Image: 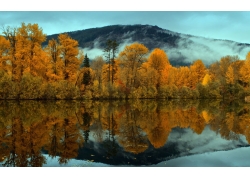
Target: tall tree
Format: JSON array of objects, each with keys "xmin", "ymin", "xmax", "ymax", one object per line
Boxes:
[
  {"xmin": 82, "ymin": 54, "xmax": 91, "ymax": 86},
  {"xmin": 103, "ymin": 40, "xmax": 119, "ymax": 84},
  {"xmin": 15, "ymin": 23, "xmax": 48, "ymax": 79},
  {"xmin": 119, "ymin": 43, "xmax": 149, "ymax": 89},
  {"xmin": 45, "ymin": 38, "xmax": 64, "ymax": 81},
  {"xmin": 110, "ymin": 40, "xmax": 118, "ymax": 84},
  {"xmin": 91, "ymin": 56, "xmax": 105, "ymax": 88},
  {"xmin": 1, "ymin": 26, "xmax": 18, "ymax": 81},
  {"xmin": 189, "ymin": 59, "xmax": 206, "ymax": 89},
  {"xmin": 0, "ymin": 36, "xmax": 11, "ymax": 73},
  {"xmin": 240, "ymin": 52, "xmax": 250, "ymax": 87},
  {"xmin": 58, "ymin": 33, "xmax": 80, "ymax": 82},
  {"xmin": 147, "ymin": 48, "xmax": 170, "ymax": 88}
]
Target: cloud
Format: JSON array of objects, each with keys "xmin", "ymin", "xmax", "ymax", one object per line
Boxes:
[{"xmin": 166, "ymin": 35, "xmax": 250, "ymax": 65}]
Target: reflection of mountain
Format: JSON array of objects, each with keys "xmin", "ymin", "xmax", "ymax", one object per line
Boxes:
[
  {"xmin": 0, "ymin": 100, "xmax": 250, "ymax": 166},
  {"xmin": 73, "ymin": 126, "xmax": 249, "ymax": 166},
  {"xmin": 44, "ymin": 24, "xmax": 250, "ymax": 66}
]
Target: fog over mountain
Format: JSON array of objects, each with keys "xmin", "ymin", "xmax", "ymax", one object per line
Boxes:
[{"xmin": 45, "ymin": 24, "xmax": 250, "ymax": 66}]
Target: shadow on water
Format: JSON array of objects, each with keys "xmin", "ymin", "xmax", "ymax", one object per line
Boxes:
[{"xmin": 0, "ymin": 99, "xmax": 250, "ymax": 166}]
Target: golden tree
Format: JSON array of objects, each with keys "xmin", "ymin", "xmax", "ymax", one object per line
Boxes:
[
  {"xmin": 118, "ymin": 43, "xmax": 149, "ymax": 88},
  {"xmin": 226, "ymin": 65, "xmax": 235, "ymax": 84},
  {"xmin": 1, "ymin": 26, "xmax": 18, "ymax": 81},
  {"xmin": 189, "ymin": 59, "xmax": 206, "ymax": 89},
  {"xmin": 45, "ymin": 39, "xmax": 64, "ymax": 81},
  {"xmin": 58, "ymin": 33, "xmax": 81, "ymax": 83},
  {"xmin": 240, "ymin": 52, "xmax": 250, "ymax": 87},
  {"xmin": 15, "ymin": 23, "xmax": 48, "ymax": 80},
  {"xmin": 147, "ymin": 48, "xmax": 170, "ymax": 88},
  {"xmin": 0, "ymin": 36, "xmax": 11, "ymax": 73},
  {"xmin": 91, "ymin": 56, "xmax": 105, "ymax": 88}
]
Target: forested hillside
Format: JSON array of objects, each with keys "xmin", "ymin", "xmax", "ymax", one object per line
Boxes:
[{"xmin": 45, "ymin": 24, "xmax": 250, "ymax": 66}]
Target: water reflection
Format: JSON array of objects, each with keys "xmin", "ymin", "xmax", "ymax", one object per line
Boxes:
[{"xmin": 0, "ymin": 99, "xmax": 249, "ymax": 166}]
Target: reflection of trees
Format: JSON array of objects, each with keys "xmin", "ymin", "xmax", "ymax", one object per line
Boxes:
[
  {"xmin": 1, "ymin": 99, "xmax": 250, "ymax": 166},
  {"xmin": 45, "ymin": 102, "xmax": 84, "ymax": 165},
  {"xmin": 0, "ymin": 101, "xmax": 49, "ymax": 167},
  {"xmin": 82, "ymin": 112, "xmax": 91, "ymax": 143},
  {"xmin": 101, "ymin": 102, "xmax": 119, "ymax": 158},
  {"xmin": 58, "ymin": 117, "xmax": 83, "ymax": 164},
  {"xmin": 103, "ymin": 113, "xmax": 119, "ymax": 158},
  {"xmin": 141, "ymin": 106, "xmax": 171, "ymax": 149},
  {"xmin": 76, "ymin": 102, "xmax": 94, "ymax": 144},
  {"xmin": 118, "ymin": 109, "xmax": 149, "ymax": 154},
  {"xmin": 208, "ymin": 102, "xmax": 249, "ymax": 141},
  {"xmin": 0, "ymin": 100, "xmax": 83, "ymax": 166},
  {"xmin": 91, "ymin": 103, "xmax": 104, "ymax": 142},
  {"xmin": 1, "ymin": 117, "xmax": 47, "ymax": 167},
  {"xmin": 45, "ymin": 117, "xmax": 62, "ymax": 158}
]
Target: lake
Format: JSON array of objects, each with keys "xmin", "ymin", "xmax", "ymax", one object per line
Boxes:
[{"xmin": 0, "ymin": 99, "xmax": 250, "ymax": 167}]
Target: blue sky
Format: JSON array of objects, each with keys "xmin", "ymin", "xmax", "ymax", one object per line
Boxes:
[{"xmin": 1, "ymin": 0, "xmax": 250, "ymax": 43}]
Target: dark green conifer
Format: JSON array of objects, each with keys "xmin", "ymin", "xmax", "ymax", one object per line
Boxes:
[{"xmin": 82, "ymin": 54, "xmax": 91, "ymax": 85}]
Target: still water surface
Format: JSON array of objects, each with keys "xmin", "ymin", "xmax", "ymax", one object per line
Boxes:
[{"xmin": 0, "ymin": 99, "xmax": 249, "ymax": 167}]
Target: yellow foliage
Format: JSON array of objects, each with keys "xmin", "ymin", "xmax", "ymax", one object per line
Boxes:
[
  {"xmin": 45, "ymin": 39, "xmax": 64, "ymax": 81},
  {"xmin": 148, "ymin": 48, "xmax": 169, "ymax": 72},
  {"xmin": 58, "ymin": 34, "xmax": 81, "ymax": 82},
  {"xmin": 202, "ymin": 74, "xmax": 211, "ymax": 86},
  {"xmin": 240, "ymin": 52, "xmax": 250, "ymax": 87},
  {"xmin": 0, "ymin": 36, "xmax": 11, "ymax": 74},
  {"xmin": 226, "ymin": 65, "xmax": 235, "ymax": 84},
  {"xmin": 15, "ymin": 23, "xmax": 47, "ymax": 80},
  {"xmin": 118, "ymin": 43, "xmax": 149, "ymax": 88}
]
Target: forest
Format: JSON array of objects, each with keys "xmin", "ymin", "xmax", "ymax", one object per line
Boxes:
[{"xmin": 1, "ymin": 23, "xmax": 250, "ymax": 100}]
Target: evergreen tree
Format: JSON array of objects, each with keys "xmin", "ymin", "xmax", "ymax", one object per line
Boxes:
[
  {"xmin": 82, "ymin": 54, "xmax": 91, "ymax": 85},
  {"xmin": 83, "ymin": 54, "xmax": 90, "ymax": 68}
]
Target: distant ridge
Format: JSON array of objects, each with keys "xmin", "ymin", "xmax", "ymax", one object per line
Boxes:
[{"xmin": 44, "ymin": 24, "xmax": 250, "ymax": 66}]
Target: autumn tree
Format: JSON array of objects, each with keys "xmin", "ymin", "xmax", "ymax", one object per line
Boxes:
[
  {"xmin": 226, "ymin": 65, "xmax": 235, "ymax": 85},
  {"xmin": 58, "ymin": 33, "xmax": 81, "ymax": 82},
  {"xmin": 1, "ymin": 26, "xmax": 18, "ymax": 81},
  {"xmin": 45, "ymin": 38, "xmax": 64, "ymax": 81},
  {"xmin": 212, "ymin": 56, "xmax": 236, "ymax": 95},
  {"xmin": 91, "ymin": 56, "xmax": 105, "ymax": 88},
  {"xmin": 14, "ymin": 23, "xmax": 48, "ymax": 80},
  {"xmin": 0, "ymin": 36, "xmax": 11, "ymax": 73},
  {"xmin": 147, "ymin": 48, "xmax": 170, "ymax": 88},
  {"xmin": 119, "ymin": 43, "xmax": 149, "ymax": 89},
  {"xmin": 102, "ymin": 59, "xmax": 119, "ymax": 85},
  {"xmin": 138, "ymin": 62, "xmax": 159, "ymax": 89},
  {"xmin": 189, "ymin": 59, "xmax": 206, "ymax": 89},
  {"xmin": 240, "ymin": 52, "xmax": 250, "ymax": 87},
  {"xmin": 176, "ymin": 66, "xmax": 191, "ymax": 88}
]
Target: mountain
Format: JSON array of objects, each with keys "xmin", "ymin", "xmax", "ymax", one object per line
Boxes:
[{"xmin": 44, "ymin": 24, "xmax": 250, "ymax": 66}]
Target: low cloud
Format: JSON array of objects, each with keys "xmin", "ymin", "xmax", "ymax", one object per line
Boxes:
[{"xmin": 166, "ymin": 35, "xmax": 250, "ymax": 65}]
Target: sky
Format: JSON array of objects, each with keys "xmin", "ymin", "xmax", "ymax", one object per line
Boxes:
[{"xmin": 0, "ymin": 0, "xmax": 250, "ymax": 43}]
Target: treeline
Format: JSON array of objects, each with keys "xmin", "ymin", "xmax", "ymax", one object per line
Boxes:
[{"xmin": 1, "ymin": 23, "xmax": 250, "ymax": 100}]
